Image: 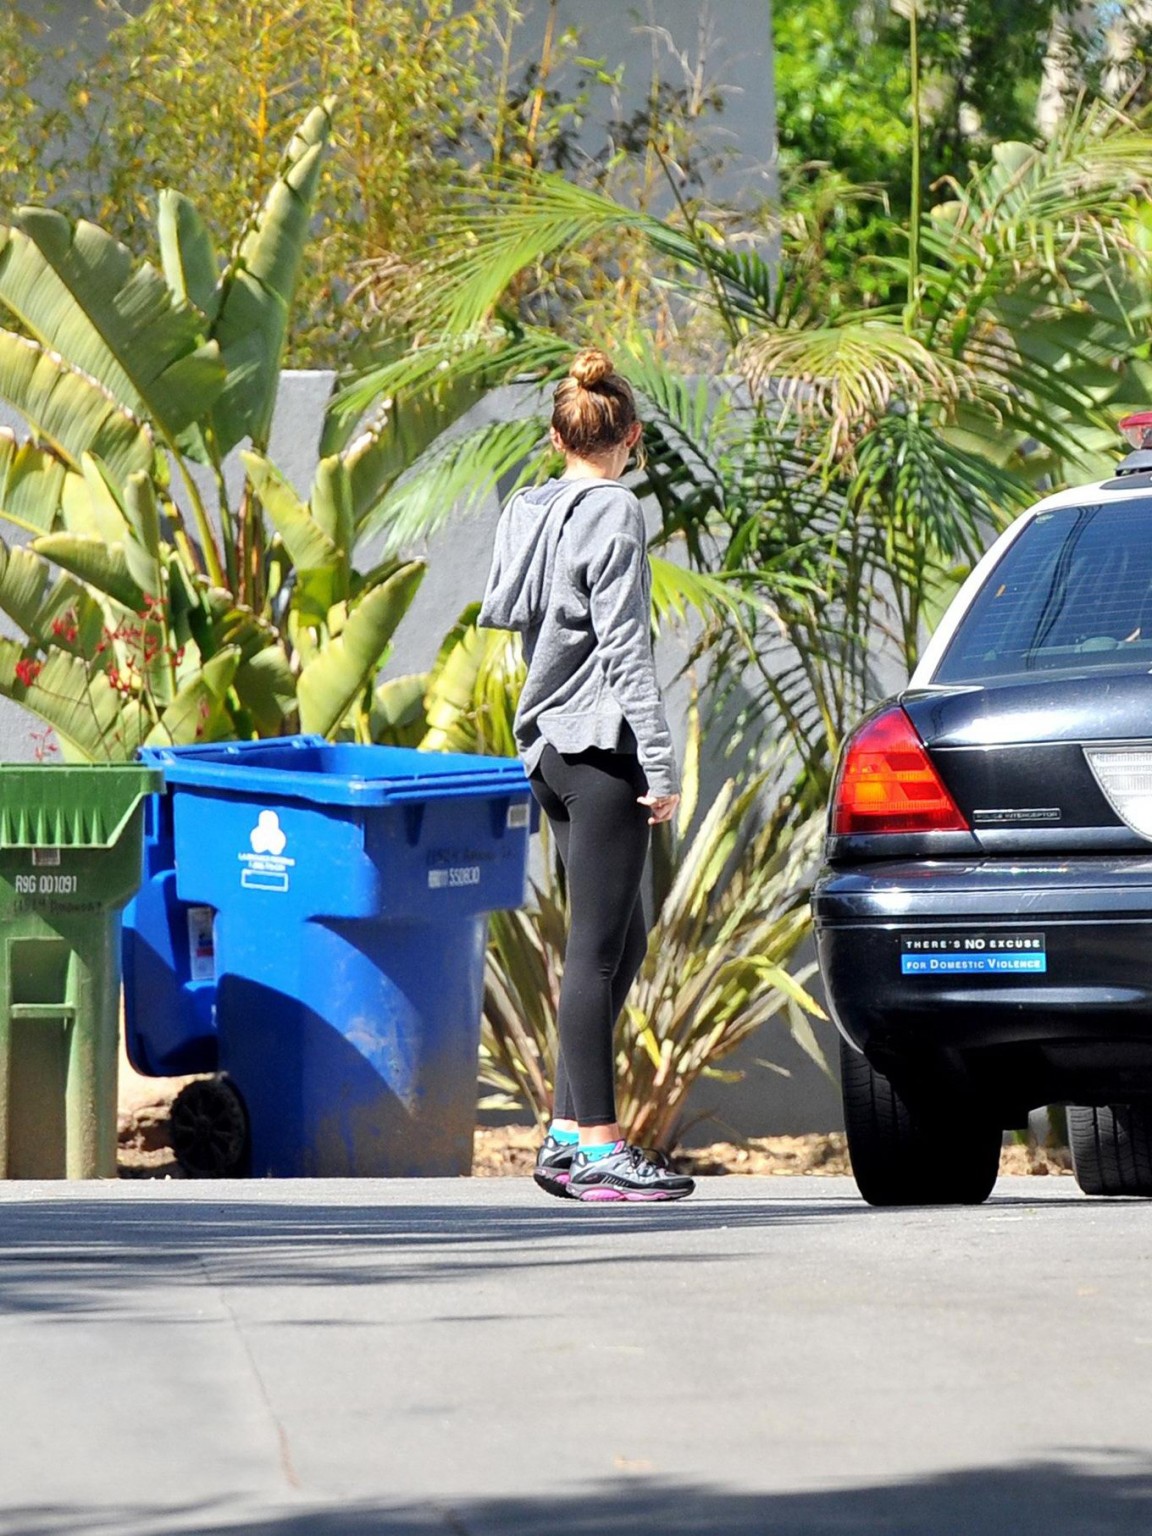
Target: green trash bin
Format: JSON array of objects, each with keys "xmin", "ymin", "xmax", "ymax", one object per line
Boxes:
[{"xmin": 0, "ymin": 765, "xmax": 161, "ymax": 1179}]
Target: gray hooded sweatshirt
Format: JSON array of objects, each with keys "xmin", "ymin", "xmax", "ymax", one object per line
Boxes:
[{"xmin": 478, "ymin": 478, "xmax": 679, "ymax": 797}]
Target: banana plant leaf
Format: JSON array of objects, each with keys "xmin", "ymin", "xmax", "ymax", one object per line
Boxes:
[
  {"xmin": 310, "ymin": 454, "xmax": 354, "ymax": 556},
  {"xmin": 420, "ymin": 610, "xmax": 522, "ymax": 757},
  {"xmin": 0, "ymin": 430, "xmax": 66, "ymax": 534},
  {"xmin": 157, "ymin": 190, "xmax": 221, "ymax": 325},
  {"xmin": 209, "ymin": 100, "xmax": 333, "ymax": 454},
  {"xmin": 296, "ymin": 559, "xmax": 425, "ymax": 736},
  {"xmin": 232, "ymin": 643, "xmax": 298, "ymax": 737},
  {"xmin": 0, "ymin": 331, "xmax": 153, "ymax": 480},
  {"xmin": 370, "ymin": 672, "xmax": 428, "ymax": 746},
  {"xmin": 0, "ymin": 641, "xmax": 146, "ymax": 762},
  {"xmin": 0, "ymin": 540, "xmax": 105, "ymax": 664},
  {"xmin": 332, "ymin": 366, "xmax": 503, "ymax": 527},
  {"xmin": 147, "ymin": 647, "xmax": 241, "ymax": 747},
  {"xmin": 0, "ymin": 540, "xmax": 57, "ymax": 638},
  {"xmin": 241, "ymin": 450, "xmax": 344, "ymax": 572},
  {"xmin": 33, "ymin": 574, "xmax": 106, "ymax": 662},
  {"xmin": 67, "ymin": 454, "xmax": 135, "ymax": 547},
  {"xmin": 0, "ymin": 213, "xmax": 225, "ymax": 441},
  {"xmin": 121, "ymin": 472, "xmax": 164, "ymax": 599},
  {"xmin": 33, "ymin": 531, "xmax": 149, "ymax": 613}
]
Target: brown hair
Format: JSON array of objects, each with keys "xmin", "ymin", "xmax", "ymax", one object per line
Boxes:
[{"xmin": 551, "ymin": 348, "xmax": 642, "ymax": 463}]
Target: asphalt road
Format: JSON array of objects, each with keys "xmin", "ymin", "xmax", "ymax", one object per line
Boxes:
[{"xmin": 1, "ymin": 1175, "xmax": 1150, "ymax": 1536}]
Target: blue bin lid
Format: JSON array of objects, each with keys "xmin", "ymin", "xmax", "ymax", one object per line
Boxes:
[{"xmin": 138, "ymin": 736, "xmax": 530, "ymax": 807}]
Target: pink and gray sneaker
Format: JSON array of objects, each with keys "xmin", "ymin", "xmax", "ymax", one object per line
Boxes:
[
  {"xmin": 566, "ymin": 1141, "xmax": 695, "ymax": 1202},
  {"xmin": 533, "ymin": 1134, "xmax": 577, "ymax": 1199}
]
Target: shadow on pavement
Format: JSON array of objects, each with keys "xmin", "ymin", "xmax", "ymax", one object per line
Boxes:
[
  {"xmin": 0, "ymin": 1192, "xmax": 877, "ymax": 1311},
  {"xmin": 3, "ymin": 1456, "xmax": 1152, "ymax": 1534},
  {"xmin": 0, "ymin": 1184, "xmax": 1117, "ymax": 1315}
]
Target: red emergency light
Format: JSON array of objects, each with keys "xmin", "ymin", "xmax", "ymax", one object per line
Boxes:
[{"xmin": 1119, "ymin": 412, "xmax": 1152, "ymax": 450}]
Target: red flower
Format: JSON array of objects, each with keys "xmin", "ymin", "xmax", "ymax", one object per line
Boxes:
[
  {"xmin": 15, "ymin": 659, "xmax": 42, "ymax": 687},
  {"xmin": 52, "ymin": 609, "xmax": 80, "ymax": 644}
]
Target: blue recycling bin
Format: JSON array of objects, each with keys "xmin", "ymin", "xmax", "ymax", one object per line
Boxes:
[
  {"xmin": 123, "ymin": 790, "xmax": 220, "ymax": 1078},
  {"xmin": 124, "ymin": 736, "xmax": 532, "ymax": 1177}
]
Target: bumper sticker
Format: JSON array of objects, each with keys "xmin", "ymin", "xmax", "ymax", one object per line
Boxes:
[{"xmin": 901, "ymin": 932, "xmax": 1046, "ymax": 976}]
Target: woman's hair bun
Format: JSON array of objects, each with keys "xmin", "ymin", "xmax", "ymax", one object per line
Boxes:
[{"xmin": 568, "ymin": 347, "xmax": 614, "ymax": 389}]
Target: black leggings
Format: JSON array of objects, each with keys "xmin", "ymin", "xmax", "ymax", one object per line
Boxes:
[{"xmin": 529, "ymin": 744, "xmax": 650, "ymax": 1125}]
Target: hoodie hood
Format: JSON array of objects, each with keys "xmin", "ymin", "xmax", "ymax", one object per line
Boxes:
[{"xmin": 478, "ymin": 480, "xmax": 593, "ymax": 632}]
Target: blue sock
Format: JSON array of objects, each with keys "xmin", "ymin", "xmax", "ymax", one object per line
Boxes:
[
  {"xmin": 579, "ymin": 1140, "xmax": 618, "ymax": 1161},
  {"xmin": 548, "ymin": 1124, "xmax": 578, "ymax": 1145}
]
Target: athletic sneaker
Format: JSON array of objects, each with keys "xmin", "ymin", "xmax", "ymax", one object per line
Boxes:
[
  {"xmin": 566, "ymin": 1141, "xmax": 695, "ymax": 1203},
  {"xmin": 533, "ymin": 1134, "xmax": 577, "ymax": 1199}
]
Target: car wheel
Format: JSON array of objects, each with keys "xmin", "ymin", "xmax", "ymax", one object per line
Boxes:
[
  {"xmin": 1068, "ymin": 1104, "xmax": 1152, "ymax": 1197},
  {"xmin": 839, "ymin": 1036, "xmax": 1001, "ymax": 1206}
]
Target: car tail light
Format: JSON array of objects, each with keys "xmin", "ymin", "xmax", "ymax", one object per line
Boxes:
[{"xmin": 831, "ymin": 706, "xmax": 969, "ymax": 835}]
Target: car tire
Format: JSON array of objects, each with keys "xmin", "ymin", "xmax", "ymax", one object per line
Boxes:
[
  {"xmin": 839, "ymin": 1037, "xmax": 1001, "ymax": 1206},
  {"xmin": 1068, "ymin": 1104, "xmax": 1152, "ymax": 1197}
]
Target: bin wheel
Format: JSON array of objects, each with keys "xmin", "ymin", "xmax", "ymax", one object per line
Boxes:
[{"xmin": 169, "ymin": 1077, "xmax": 249, "ymax": 1178}]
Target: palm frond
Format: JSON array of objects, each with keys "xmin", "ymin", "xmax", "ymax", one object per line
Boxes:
[
  {"xmin": 740, "ymin": 321, "xmax": 965, "ymax": 454},
  {"xmin": 357, "ymin": 418, "xmax": 549, "ymax": 554}
]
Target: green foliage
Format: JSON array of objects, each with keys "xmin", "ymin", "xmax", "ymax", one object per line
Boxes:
[
  {"xmin": 772, "ymin": 0, "xmax": 1087, "ymax": 308},
  {"xmin": 1, "ymin": 2, "xmax": 735, "ymax": 364},
  {"xmin": 0, "ymin": 102, "xmax": 428, "ymax": 760},
  {"xmin": 776, "ymin": 0, "xmax": 1060, "ymax": 192},
  {"xmin": 329, "ymin": 100, "xmax": 1152, "ymax": 1145}
]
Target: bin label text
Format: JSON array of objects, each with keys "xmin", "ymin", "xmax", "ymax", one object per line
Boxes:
[
  {"xmin": 506, "ymin": 802, "xmax": 530, "ymax": 830},
  {"xmin": 239, "ymin": 811, "xmax": 294, "ymax": 892},
  {"xmin": 31, "ymin": 848, "xmax": 60, "ymax": 867},
  {"xmin": 15, "ymin": 872, "xmax": 77, "ymax": 895},
  {"xmin": 428, "ymin": 865, "xmax": 481, "ymax": 889},
  {"xmin": 187, "ymin": 905, "xmax": 216, "ymax": 981}
]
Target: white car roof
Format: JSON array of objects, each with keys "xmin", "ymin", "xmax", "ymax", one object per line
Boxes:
[
  {"xmin": 910, "ymin": 471, "xmax": 1152, "ymax": 688},
  {"xmin": 1026, "ymin": 475, "xmax": 1152, "ymax": 511}
]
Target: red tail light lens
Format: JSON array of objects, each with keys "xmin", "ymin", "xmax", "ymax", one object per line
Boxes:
[{"xmin": 832, "ymin": 706, "xmax": 969, "ymax": 835}]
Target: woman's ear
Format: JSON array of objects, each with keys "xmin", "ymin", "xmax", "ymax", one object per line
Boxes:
[{"xmin": 549, "ymin": 426, "xmax": 566, "ymax": 453}]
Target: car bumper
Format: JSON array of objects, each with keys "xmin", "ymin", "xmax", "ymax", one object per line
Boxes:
[{"xmin": 812, "ymin": 858, "xmax": 1152, "ymax": 1106}]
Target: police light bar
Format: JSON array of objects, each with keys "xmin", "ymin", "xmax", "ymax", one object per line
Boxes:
[{"xmin": 1119, "ymin": 412, "xmax": 1152, "ymax": 450}]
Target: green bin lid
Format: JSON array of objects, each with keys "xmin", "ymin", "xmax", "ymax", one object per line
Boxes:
[{"xmin": 0, "ymin": 765, "xmax": 163, "ymax": 848}]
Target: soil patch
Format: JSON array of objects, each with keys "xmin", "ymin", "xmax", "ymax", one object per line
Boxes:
[{"xmin": 118, "ymin": 1088, "xmax": 1074, "ymax": 1181}]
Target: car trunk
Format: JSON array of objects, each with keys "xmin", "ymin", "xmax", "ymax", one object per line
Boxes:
[{"xmin": 901, "ymin": 674, "xmax": 1152, "ymax": 856}]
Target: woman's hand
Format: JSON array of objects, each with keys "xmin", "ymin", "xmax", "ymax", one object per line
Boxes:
[{"xmin": 638, "ymin": 792, "xmax": 680, "ymax": 826}]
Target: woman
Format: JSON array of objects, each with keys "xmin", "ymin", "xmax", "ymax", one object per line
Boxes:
[{"xmin": 479, "ymin": 348, "xmax": 695, "ymax": 1203}]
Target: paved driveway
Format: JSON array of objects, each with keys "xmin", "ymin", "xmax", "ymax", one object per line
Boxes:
[{"xmin": 1, "ymin": 1176, "xmax": 1150, "ymax": 1535}]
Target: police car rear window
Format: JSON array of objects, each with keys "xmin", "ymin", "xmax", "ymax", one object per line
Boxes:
[{"xmin": 934, "ymin": 500, "xmax": 1152, "ymax": 684}]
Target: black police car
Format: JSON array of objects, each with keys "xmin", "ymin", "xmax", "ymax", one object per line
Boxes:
[{"xmin": 814, "ymin": 414, "xmax": 1152, "ymax": 1204}]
